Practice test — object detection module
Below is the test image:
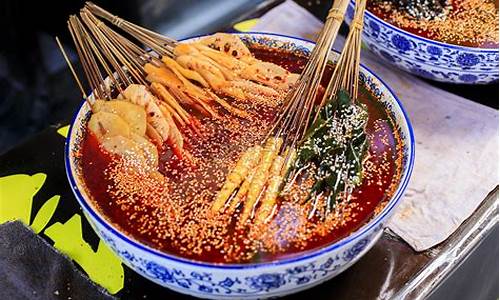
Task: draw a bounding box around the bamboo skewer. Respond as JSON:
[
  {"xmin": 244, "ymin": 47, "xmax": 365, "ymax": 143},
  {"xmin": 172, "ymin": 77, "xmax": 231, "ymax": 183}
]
[
  {"xmin": 68, "ymin": 16, "xmax": 108, "ymax": 100},
  {"xmin": 293, "ymin": 0, "xmax": 369, "ymax": 218},
  {"xmin": 320, "ymin": 0, "xmax": 367, "ymax": 107},
  {"xmin": 223, "ymin": 0, "xmax": 368, "ymax": 223},
  {"xmin": 250, "ymin": 0, "xmax": 353, "ymax": 222},
  {"xmin": 210, "ymin": 0, "xmax": 352, "ymax": 223},
  {"xmin": 67, "ymin": 7, "xmax": 195, "ymax": 129},
  {"xmin": 268, "ymin": 0, "xmax": 351, "ymax": 150},
  {"xmin": 59, "ymin": 0, "xmax": 367, "ymax": 224},
  {"xmin": 55, "ymin": 36, "xmax": 95, "ymax": 112},
  {"xmin": 85, "ymin": 2, "xmax": 177, "ymax": 57}
]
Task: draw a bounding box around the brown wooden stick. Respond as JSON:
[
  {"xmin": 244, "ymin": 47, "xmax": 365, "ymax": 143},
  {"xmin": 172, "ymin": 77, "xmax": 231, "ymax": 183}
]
[
  {"xmin": 322, "ymin": 0, "xmax": 367, "ymax": 103},
  {"xmin": 267, "ymin": 0, "xmax": 351, "ymax": 152},
  {"xmin": 55, "ymin": 36, "xmax": 95, "ymax": 112}
]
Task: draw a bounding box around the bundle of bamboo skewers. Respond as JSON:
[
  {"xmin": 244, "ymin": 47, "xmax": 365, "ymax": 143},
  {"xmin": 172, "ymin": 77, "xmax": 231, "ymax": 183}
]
[
  {"xmin": 212, "ymin": 0, "xmax": 369, "ymax": 223},
  {"xmin": 58, "ymin": 0, "xmax": 369, "ymax": 224}
]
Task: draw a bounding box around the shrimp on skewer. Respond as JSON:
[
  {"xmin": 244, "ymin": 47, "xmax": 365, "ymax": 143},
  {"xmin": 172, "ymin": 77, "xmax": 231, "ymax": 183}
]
[
  {"xmin": 145, "ymin": 63, "xmax": 219, "ymax": 118},
  {"xmin": 192, "ymin": 43, "xmax": 248, "ymax": 73},
  {"xmin": 239, "ymin": 138, "xmax": 282, "ymax": 224},
  {"xmin": 175, "ymin": 43, "xmax": 243, "ymax": 82},
  {"xmin": 161, "ymin": 56, "xmax": 209, "ymax": 88},
  {"xmin": 175, "ymin": 55, "xmax": 227, "ymax": 89},
  {"xmin": 176, "ymin": 54, "xmax": 281, "ymax": 105},
  {"xmin": 163, "ymin": 56, "xmax": 215, "ymax": 101},
  {"xmin": 150, "ymin": 82, "xmax": 191, "ymax": 126},
  {"xmin": 211, "ymin": 145, "xmax": 263, "ymax": 214},
  {"xmin": 173, "ymin": 38, "xmax": 297, "ymax": 106},
  {"xmin": 194, "ymin": 34, "xmax": 299, "ymax": 91},
  {"xmin": 162, "ymin": 56, "xmax": 248, "ymax": 118},
  {"xmin": 254, "ymin": 155, "xmax": 285, "ymax": 224},
  {"xmin": 148, "ymin": 61, "xmax": 248, "ymax": 119}
]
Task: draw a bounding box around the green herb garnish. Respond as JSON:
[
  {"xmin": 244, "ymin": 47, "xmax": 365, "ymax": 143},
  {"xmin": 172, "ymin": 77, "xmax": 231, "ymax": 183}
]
[{"xmin": 295, "ymin": 89, "xmax": 369, "ymax": 211}]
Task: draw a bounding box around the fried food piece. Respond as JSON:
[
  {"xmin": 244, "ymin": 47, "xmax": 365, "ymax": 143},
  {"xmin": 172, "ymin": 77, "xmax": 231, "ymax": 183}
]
[
  {"xmin": 88, "ymin": 111, "xmax": 131, "ymax": 140},
  {"xmin": 122, "ymin": 84, "xmax": 172, "ymax": 143},
  {"xmin": 150, "ymin": 82, "xmax": 190, "ymax": 126},
  {"xmin": 241, "ymin": 61, "xmax": 298, "ymax": 90},
  {"xmin": 145, "ymin": 63, "xmax": 217, "ymax": 117},
  {"xmin": 162, "ymin": 56, "xmax": 209, "ymax": 88},
  {"xmin": 200, "ymin": 33, "xmax": 252, "ymax": 60},
  {"xmin": 193, "ymin": 43, "xmax": 248, "ymax": 72},
  {"xmin": 94, "ymin": 99, "xmax": 147, "ymax": 136},
  {"xmin": 176, "ymin": 54, "xmax": 226, "ymax": 89}
]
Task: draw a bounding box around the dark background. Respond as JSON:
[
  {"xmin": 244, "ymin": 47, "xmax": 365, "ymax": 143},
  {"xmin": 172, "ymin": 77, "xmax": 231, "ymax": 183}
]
[{"xmin": 0, "ymin": 0, "xmax": 498, "ymax": 155}]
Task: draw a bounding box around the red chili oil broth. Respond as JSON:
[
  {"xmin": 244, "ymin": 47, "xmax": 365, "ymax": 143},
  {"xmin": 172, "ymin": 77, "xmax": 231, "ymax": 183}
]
[{"xmin": 79, "ymin": 46, "xmax": 403, "ymax": 264}]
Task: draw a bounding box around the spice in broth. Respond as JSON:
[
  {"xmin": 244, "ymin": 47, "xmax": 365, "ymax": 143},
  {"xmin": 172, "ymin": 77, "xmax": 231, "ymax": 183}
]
[
  {"xmin": 367, "ymin": 0, "xmax": 499, "ymax": 48},
  {"xmin": 79, "ymin": 46, "xmax": 403, "ymax": 264}
]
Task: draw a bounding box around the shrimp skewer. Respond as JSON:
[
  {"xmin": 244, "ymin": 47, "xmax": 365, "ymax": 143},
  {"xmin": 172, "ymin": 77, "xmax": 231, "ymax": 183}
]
[
  {"xmin": 172, "ymin": 39, "xmax": 298, "ymax": 107},
  {"xmin": 157, "ymin": 95, "xmax": 186, "ymax": 126},
  {"xmin": 255, "ymin": 155, "xmax": 285, "ymax": 224},
  {"xmin": 193, "ymin": 43, "xmax": 248, "ymax": 73},
  {"xmin": 226, "ymin": 172, "xmax": 254, "ymax": 214},
  {"xmin": 162, "ymin": 57, "xmax": 248, "ymax": 118},
  {"xmin": 145, "ymin": 63, "xmax": 218, "ymax": 117},
  {"xmin": 148, "ymin": 59, "xmax": 249, "ymax": 119},
  {"xmin": 161, "ymin": 56, "xmax": 209, "ymax": 88},
  {"xmin": 175, "ymin": 52, "xmax": 281, "ymax": 105},
  {"xmin": 150, "ymin": 82, "xmax": 192, "ymax": 125},
  {"xmin": 239, "ymin": 138, "xmax": 282, "ymax": 224},
  {"xmin": 211, "ymin": 145, "xmax": 263, "ymax": 213}
]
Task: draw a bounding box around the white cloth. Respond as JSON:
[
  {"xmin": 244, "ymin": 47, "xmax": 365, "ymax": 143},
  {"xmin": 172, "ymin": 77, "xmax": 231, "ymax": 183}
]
[
  {"xmin": 373, "ymin": 64, "xmax": 499, "ymax": 251},
  {"xmin": 252, "ymin": 0, "xmax": 323, "ymax": 41},
  {"xmin": 248, "ymin": 1, "xmax": 499, "ymax": 251}
]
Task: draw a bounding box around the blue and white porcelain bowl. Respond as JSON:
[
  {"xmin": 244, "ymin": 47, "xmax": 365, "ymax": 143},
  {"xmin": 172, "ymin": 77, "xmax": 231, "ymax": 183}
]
[
  {"xmin": 346, "ymin": 2, "xmax": 499, "ymax": 84},
  {"xmin": 65, "ymin": 33, "xmax": 415, "ymax": 299}
]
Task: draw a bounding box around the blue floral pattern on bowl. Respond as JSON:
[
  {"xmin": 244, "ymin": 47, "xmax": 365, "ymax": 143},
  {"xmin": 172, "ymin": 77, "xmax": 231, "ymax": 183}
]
[
  {"xmin": 93, "ymin": 227, "xmax": 379, "ymax": 297},
  {"xmin": 65, "ymin": 33, "xmax": 415, "ymax": 299},
  {"xmin": 346, "ymin": 3, "xmax": 499, "ymax": 84}
]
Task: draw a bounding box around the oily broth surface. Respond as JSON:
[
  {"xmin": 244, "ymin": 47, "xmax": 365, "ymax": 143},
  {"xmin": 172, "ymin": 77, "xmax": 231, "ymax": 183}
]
[{"xmin": 79, "ymin": 45, "xmax": 403, "ymax": 263}]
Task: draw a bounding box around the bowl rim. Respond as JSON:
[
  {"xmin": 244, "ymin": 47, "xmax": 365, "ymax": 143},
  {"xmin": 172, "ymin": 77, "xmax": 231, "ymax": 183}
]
[
  {"xmin": 65, "ymin": 32, "xmax": 415, "ymax": 270},
  {"xmin": 351, "ymin": 0, "xmax": 499, "ymax": 52}
]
